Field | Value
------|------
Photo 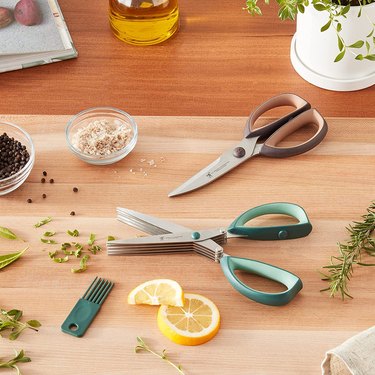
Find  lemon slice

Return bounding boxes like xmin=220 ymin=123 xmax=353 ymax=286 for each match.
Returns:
xmin=157 ymin=293 xmax=220 ymax=346
xmin=127 ymin=279 xmax=184 ymax=306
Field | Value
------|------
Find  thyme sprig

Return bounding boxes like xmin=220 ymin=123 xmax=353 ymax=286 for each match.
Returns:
xmin=0 ymin=350 xmax=31 ymax=375
xmin=0 ymin=309 xmax=41 ymax=340
xmin=321 ymin=201 xmax=375 ymax=299
xmin=135 ymin=337 xmax=185 ymax=375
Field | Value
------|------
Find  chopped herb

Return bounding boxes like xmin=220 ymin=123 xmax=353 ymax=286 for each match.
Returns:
xmin=0 ymin=248 xmax=27 ymax=270
xmin=71 ymin=255 xmax=89 ymax=273
xmin=107 ymin=235 xmax=116 ymax=241
xmin=88 ymin=233 xmax=96 ymax=246
xmin=40 ymin=238 xmax=58 ymax=245
xmin=34 ymin=217 xmax=52 ymax=228
xmin=73 ymin=242 xmax=83 ymax=251
xmin=53 ymin=256 xmax=69 ymax=263
xmin=74 ymin=249 xmax=82 ymax=258
xmin=0 ymin=227 xmax=19 ymax=240
xmin=0 ymin=308 xmax=41 ymax=340
xmin=67 ymin=229 xmax=79 ymax=237
xmin=89 ymin=245 xmax=101 ymax=254
xmin=48 ymin=250 xmax=58 ymax=259
xmin=61 ymin=243 xmax=71 ymax=250
xmin=43 ymin=231 xmax=56 ymax=237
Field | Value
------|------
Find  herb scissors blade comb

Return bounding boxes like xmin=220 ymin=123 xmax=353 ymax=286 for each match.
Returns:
xmin=61 ymin=276 xmax=114 ymax=337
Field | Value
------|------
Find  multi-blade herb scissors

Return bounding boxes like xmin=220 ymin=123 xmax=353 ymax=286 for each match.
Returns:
xmin=169 ymin=93 xmax=328 ymax=197
xmin=107 ymin=202 xmax=312 ymax=306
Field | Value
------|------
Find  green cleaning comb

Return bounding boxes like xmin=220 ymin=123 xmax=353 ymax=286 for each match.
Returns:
xmin=61 ymin=276 xmax=114 ymax=337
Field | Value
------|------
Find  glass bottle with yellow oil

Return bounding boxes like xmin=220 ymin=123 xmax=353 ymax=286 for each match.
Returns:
xmin=109 ymin=0 xmax=179 ymax=46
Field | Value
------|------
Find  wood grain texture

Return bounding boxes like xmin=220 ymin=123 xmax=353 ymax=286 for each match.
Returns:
xmin=0 ymin=0 xmax=374 ymax=117
xmin=0 ymin=114 xmax=374 ymax=374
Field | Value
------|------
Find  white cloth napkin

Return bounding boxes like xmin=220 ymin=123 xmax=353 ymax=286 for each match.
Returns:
xmin=321 ymin=326 xmax=375 ymax=375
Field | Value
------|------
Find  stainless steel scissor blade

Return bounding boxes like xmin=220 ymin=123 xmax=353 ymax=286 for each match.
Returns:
xmin=168 ymin=136 xmax=259 ymax=197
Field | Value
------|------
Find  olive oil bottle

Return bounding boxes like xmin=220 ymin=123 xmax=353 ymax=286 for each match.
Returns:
xmin=109 ymin=0 xmax=179 ymax=45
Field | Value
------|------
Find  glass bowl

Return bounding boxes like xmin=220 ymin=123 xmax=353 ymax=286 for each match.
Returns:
xmin=65 ymin=107 xmax=138 ymax=165
xmin=0 ymin=122 xmax=35 ymax=196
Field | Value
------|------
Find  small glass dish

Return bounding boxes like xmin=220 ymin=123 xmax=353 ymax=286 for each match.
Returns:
xmin=0 ymin=122 xmax=35 ymax=196
xmin=65 ymin=107 xmax=138 ymax=165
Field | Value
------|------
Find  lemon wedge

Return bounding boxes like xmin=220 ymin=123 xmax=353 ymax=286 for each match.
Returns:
xmin=157 ymin=293 xmax=220 ymax=346
xmin=127 ymin=279 xmax=184 ymax=306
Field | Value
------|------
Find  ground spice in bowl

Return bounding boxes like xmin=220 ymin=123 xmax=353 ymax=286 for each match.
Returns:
xmin=71 ymin=119 xmax=133 ymax=157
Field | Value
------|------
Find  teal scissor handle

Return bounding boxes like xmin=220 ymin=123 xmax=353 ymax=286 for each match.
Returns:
xmin=220 ymin=255 xmax=303 ymax=306
xmin=227 ymin=202 xmax=312 ymax=240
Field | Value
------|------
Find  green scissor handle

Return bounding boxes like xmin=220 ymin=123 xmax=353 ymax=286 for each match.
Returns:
xmin=227 ymin=202 xmax=312 ymax=240
xmin=220 ymin=255 xmax=303 ymax=306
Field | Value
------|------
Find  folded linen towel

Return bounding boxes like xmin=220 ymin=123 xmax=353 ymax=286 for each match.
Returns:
xmin=321 ymin=326 xmax=375 ymax=375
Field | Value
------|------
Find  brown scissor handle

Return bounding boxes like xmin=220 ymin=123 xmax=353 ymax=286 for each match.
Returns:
xmin=260 ymin=108 xmax=328 ymax=158
xmin=244 ymin=93 xmax=311 ymax=139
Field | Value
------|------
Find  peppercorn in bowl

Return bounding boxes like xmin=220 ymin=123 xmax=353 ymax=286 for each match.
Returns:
xmin=65 ymin=107 xmax=138 ymax=165
xmin=0 ymin=122 xmax=35 ymax=196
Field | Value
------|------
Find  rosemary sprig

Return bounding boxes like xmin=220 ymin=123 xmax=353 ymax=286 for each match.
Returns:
xmin=321 ymin=201 xmax=375 ymax=299
xmin=135 ymin=337 xmax=185 ymax=375
xmin=0 ymin=350 xmax=31 ymax=375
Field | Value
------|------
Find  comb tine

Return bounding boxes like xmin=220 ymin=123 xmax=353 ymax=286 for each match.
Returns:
xmin=92 ymin=280 xmax=109 ymax=304
xmin=93 ymin=280 xmax=110 ymax=304
xmin=97 ymin=281 xmax=114 ymax=305
xmin=82 ymin=276 xmax=98 ymax=299
xmin=87 ymin=278 xmax=105 ymax=302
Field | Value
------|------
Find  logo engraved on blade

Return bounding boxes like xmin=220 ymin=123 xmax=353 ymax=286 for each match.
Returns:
xmin=206 ymin=161 xmax=230 ymax=178
xmin=160 ymin=235 xmax=184 ymax=241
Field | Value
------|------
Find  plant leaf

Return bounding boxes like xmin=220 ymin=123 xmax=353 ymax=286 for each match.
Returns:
xmin=334 ymin=49 xmax=346 ymax=62
xmin=53 ymin=256 xmax=69 ymax=263
xmin=0 ymin=227 xmax=18 ymax=240
xmin=107 ymin=236 xmax=116 ymax=241
xmin=348 ymin=40 xmax=364 ymax=48
xmin=0 ymin=248 xmax=27 ymax=270
xmin=364 ymin=54 xmax=375 ymax=61
xmin=88 ymin=233 xmax=96 ymax=246
xmin=27 ymin=320 xmax=41 ymax=328
xmin=67 ymin=229 xmax=79 ymax=237
xmin=43 ymin=231 xmax=56 ymax=237
xmin=71 ymin=255 xmax=89 ymax=273
xmin=320 ymin=19 xmax=331 ymax=32
xmin=41 ymin=238 xmax=58 ymax=245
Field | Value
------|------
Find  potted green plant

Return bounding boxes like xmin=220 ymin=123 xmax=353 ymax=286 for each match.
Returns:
xmin=245 ymin=0 xmax=375 ymax=91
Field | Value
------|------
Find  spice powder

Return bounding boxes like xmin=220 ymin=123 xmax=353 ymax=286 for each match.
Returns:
xmin=72 ymin=119 xmax=133 ymax=156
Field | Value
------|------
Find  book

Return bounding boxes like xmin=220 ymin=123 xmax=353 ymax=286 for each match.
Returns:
xmin=0 ymin=0 xmax=77 ymax=73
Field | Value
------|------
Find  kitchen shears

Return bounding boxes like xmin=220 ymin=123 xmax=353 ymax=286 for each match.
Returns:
xmin=107 ymin=202 xmax=312 ymax=306
xmin=169 ymin=93 xmax=328 ymax=197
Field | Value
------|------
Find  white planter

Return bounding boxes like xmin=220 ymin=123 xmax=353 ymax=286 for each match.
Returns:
xmin=290 ymin=2 xmax=375 ymax=91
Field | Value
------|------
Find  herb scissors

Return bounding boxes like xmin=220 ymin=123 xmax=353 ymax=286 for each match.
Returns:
xmin=169 ymin=93 xmax=328 ymax=197
xmin=107 ymin=202 xmax=312 ymax=306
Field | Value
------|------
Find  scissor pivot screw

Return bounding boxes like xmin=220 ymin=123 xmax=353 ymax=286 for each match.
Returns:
xmin=278 ymin=230 xmax=288 ymax=240
xmin=191 ymin=231 xmax=201 ymax=240
xmin=233 ymin=147 xmax=246 ymax=158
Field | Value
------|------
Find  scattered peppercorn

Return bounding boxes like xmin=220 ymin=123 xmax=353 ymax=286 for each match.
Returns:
xmin=27 ymin=198 xmax=32 ymax=203
xmin=42 ymin=194 xmax=47 ymax=199
xmin=73 ymin=187 xmax=78 ymax=192
xmin=43 ymin=171 xmax=47 ymax=176
xmin=49 ymin=179 xmax=54 ymax=184
xmin=41 ymin=178 xmax=46 ymax=183
xmin=70 ymin=211 xmax=75 ymax=216
xmin=0 ymin=133 xmax=30 ymax=180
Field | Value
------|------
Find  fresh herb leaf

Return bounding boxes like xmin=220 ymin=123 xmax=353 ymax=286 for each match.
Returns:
xmin=48 ymin=250 xmax=58 ymax=259
xmin=107 ymin=235 xmax=116 ymax=241
xmin=40 ymin=238 xmax=58 ymax=245
xmin=0 ymin=308 xmax=41 ymax=340
xmin=0 ymin=248 xmax=27 ymax=270
xmin=88 ymin=233 xmax=96 ymax=246
xmin=34 ymin=217 xmax=52 ymax=228
xmin=67 ymin=229 xmax=79 ymax=237
xmin=0 ymin=227 xmax=19 ymax=240
xmin=61 ymin=243 xmax=72 ymax=250
xmin=135 ymin=336 xmax=185 ymax=375
xmin=43 ymin=231 xmax=56 ymax=237
xmin=73 ymin=242 xmax=83 ymax=251
xmin=0 ymin=349 xmax=31 ymax=374
xmin=71 ymin=255 xmax=89 ymax=273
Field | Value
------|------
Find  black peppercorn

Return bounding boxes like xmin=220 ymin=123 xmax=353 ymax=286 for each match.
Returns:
xmin=70 ymin=211 xmax=75 ymax=216
xmin=0 ymin=133 xmax=30 ymax=180
xmin=41 ymin=178 xmax=46 ymax=183
xmin=73 ymin=187 xmax=78 ymax=192
xmin=27 ymin=198 xmax=32 ymax=203
xmin=43 ymin=171 xmax=47 ymax=176
xmin=49 ymin=179 xmax=54 ymax=184
xmin=42 ymin=194 xmax=47 ymax=199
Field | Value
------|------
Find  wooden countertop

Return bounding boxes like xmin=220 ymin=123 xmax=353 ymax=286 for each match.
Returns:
xmin=1 ymin=0 xmax=374 ymax=117
xmin=0 ymin=114 xmax=374 ymax=374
